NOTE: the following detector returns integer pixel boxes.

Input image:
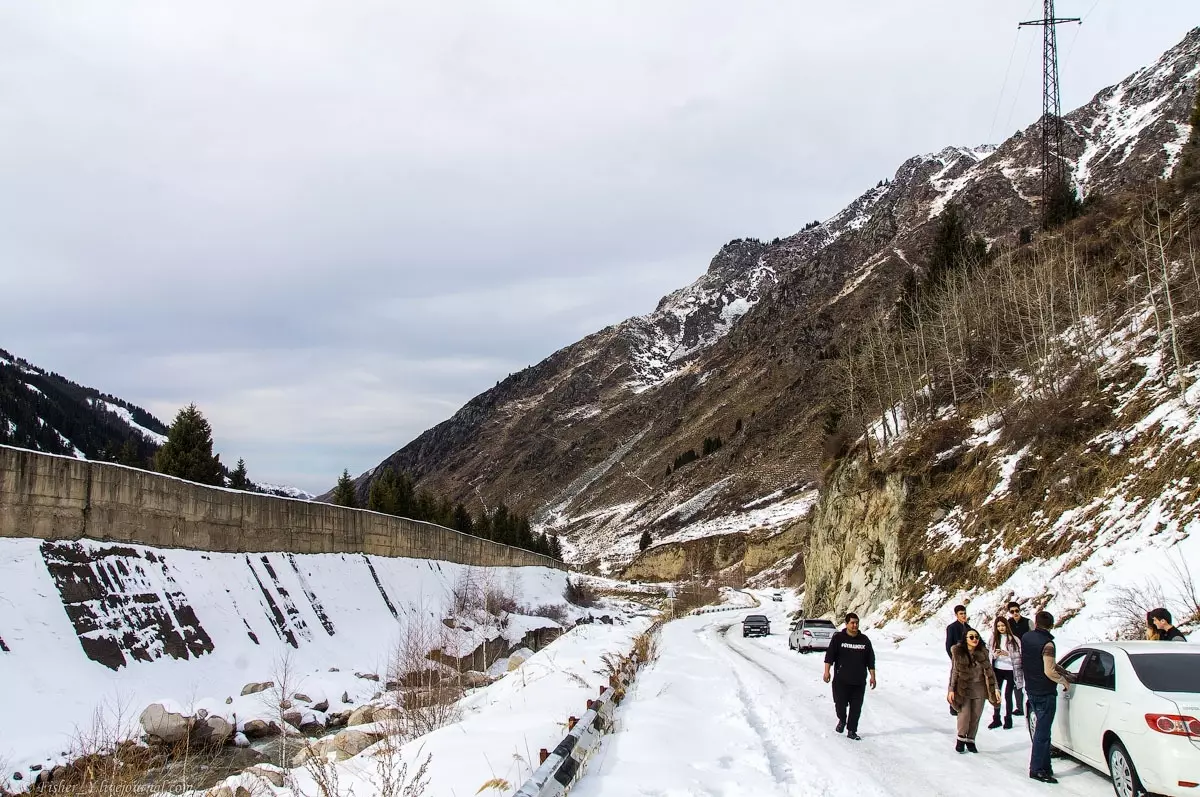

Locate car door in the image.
[1053,649,1091,753]
[1067,650,1116,767]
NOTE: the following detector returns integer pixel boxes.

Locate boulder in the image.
[341,691,351,704]
[347,705,376,726]
[326,710,352,729]
[507,654,528,672]
[293,693,312,704]
[293,729,384,765]
[354,672,380,682]
[312,699,329,712]
[299,719,324,735]
[140,703,191,744]
[240,681,274,697]
[281,710,304,728]
[245,766,287,788]
[242,719,278,739]
[192,715,234,747]
[461,671,492,688]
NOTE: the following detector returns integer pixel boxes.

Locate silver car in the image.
[789,618,837,653]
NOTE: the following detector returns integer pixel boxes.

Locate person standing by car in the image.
[948,629,1000,752]
[945,605,974,715]
[987,616,1023,729]
[1021,611,1073,784]
[1148,607,1188,641]
[1006,602,1030,715]
[823,612,877,741]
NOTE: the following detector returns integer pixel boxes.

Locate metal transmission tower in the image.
[1019,0,1080,225]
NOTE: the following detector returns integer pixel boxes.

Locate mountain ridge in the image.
[331,27,1195,569]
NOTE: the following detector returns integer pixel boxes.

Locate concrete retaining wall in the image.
[0,445,564,569]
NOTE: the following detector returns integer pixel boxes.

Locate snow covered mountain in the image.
[343,28,1200,573]
[0,348,314,499]
[0,347,169,464]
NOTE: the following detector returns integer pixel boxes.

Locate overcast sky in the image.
[1,2,1196,493]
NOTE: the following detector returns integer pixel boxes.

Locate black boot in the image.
[966,742,978,753]
[955,740,966,754]
[987,711,1002,730]
[1004,715,1013,730]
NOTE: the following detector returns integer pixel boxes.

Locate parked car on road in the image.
[789,618,837,653]
[772,592,783,602]
[1029,641,1200,797]
[742,614,771,637]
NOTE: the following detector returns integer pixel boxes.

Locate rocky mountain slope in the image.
[340,28,1200,574]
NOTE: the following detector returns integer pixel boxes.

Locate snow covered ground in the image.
[0,537,576,782]
[576,595,1121,797]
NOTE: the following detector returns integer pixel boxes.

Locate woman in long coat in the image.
[947,627,1001,753]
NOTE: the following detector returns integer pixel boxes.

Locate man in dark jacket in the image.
[945,605,974,715]
[1148,607,1189,641]
[1021,611,1072,784]
[1006,601,1032,638]
[1006,601,1031,715]
[823,612,877,741]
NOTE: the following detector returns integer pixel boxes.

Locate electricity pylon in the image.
[1020,0,1080,226]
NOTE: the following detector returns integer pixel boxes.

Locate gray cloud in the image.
[1,1,1195,492]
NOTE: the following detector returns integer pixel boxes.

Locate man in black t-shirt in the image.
[823,612,877,741]
[1149,607,1189,641]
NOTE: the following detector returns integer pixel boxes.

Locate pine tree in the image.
[548,533,564,561]
[639,529,652,552]
[332,469,357,508]
[368,467,402,515]
[536,531,550,555]
[116,438,144,469]
[154,404,224,486]
[229,458,250,490]
[452,503,475,535]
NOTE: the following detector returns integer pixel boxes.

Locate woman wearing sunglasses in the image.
[948,627,1001,753]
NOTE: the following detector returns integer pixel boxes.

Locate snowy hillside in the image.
[0,537,577,784]
[0,347,169,463]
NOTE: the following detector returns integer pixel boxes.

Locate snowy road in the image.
[575,602,1116,797]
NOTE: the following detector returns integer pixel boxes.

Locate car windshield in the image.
[745,615,767,622]
[805,620,836,627]
[1128,652,1200,693]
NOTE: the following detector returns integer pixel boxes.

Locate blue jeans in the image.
[1028,693,1057,775]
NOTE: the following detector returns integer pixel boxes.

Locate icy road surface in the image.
[575,601,1114,797]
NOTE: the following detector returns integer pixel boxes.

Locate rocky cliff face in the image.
[344,28,1200,573]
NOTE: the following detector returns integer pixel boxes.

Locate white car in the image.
[1034,641,1199,797]
[788,618,837,653]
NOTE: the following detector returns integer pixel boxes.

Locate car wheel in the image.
[1107,739,1147,797]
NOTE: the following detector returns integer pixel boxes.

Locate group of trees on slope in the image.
[330,467,563,560]
[828,161,1200,466]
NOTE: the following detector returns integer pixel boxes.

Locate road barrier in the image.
[513,626,657,797]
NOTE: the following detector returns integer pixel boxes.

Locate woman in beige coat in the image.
[947,628,1001,753]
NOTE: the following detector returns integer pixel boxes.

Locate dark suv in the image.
[742,614,771,637]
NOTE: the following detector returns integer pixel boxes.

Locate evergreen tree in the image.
[116,438,144,469]
[229,458,250,490]
[474,509,493,541]
[548,533,564,561]
[639,529,652,552]
[154,404,224,486]
[536,531,550,555]
[492,503,513,545]
[451,503,475,535]
[1043,179,1082,229]
[368,467,403,515]
[332,469,358,508]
